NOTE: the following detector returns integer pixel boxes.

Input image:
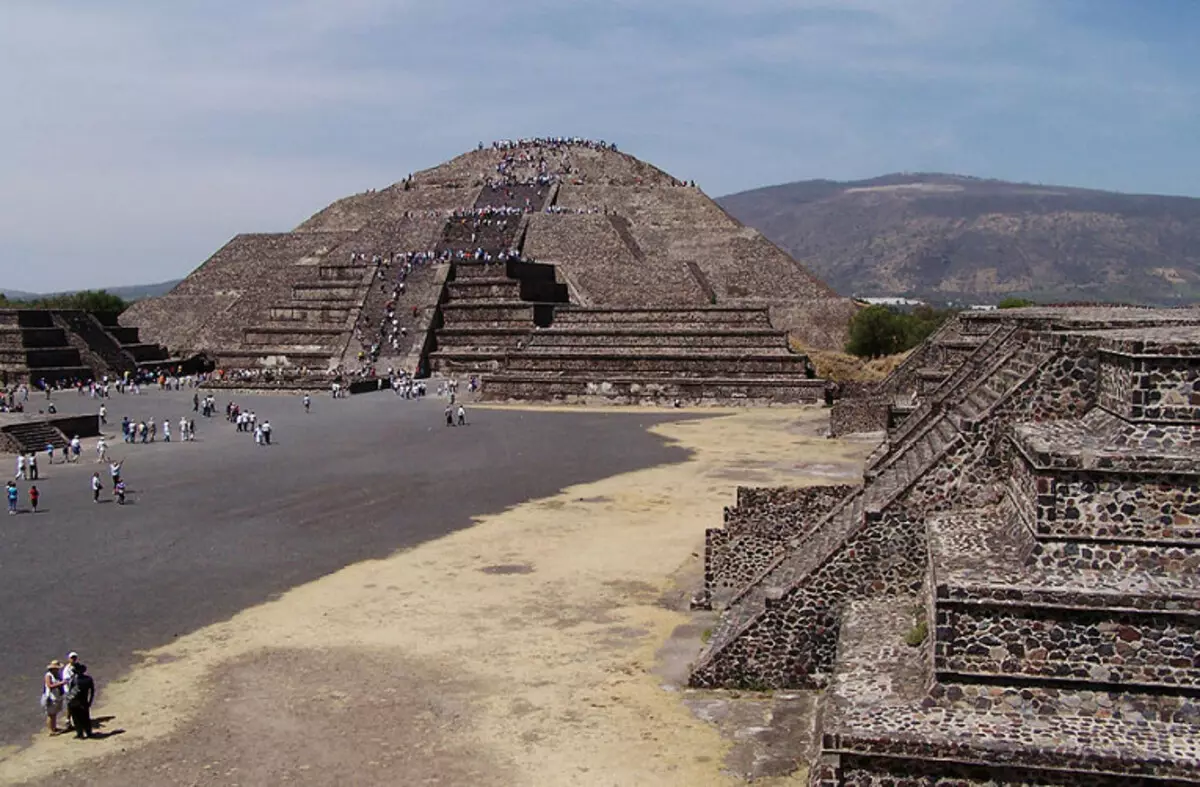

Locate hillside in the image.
[718,174,1200,305]
[0,279,180,302]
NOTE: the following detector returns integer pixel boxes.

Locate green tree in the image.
[846,306,908,358]
[997,296,1036,309]
[845,304,955,358]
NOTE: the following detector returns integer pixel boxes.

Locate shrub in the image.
[845,305,953,358]
[998,296,1036,309]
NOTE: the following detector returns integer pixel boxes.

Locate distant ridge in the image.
[718,173,1200,305]
[1,279,181,302]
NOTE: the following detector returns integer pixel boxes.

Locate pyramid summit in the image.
[124,138,854,401]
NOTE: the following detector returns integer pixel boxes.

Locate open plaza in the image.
[0,384,868,786]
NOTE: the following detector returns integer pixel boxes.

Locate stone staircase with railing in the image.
[804,318,1200,785]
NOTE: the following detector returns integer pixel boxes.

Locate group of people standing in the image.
[41,652,97,738]
[120,416,195,444]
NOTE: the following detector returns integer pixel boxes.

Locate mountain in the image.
[0,280,180,302]
[718,174,1200,305]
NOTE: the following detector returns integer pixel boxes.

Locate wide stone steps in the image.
[446,279,521,301]
[525,329,788,350]
[551,307,772,327]
[479,374,824,404]
[318,262,371,281]
[440,302,535,326]
[503,351,804,376]
[452,263,512,280]
[268,303,355,323]
[1,421,69,451]
[244,326,345,346]
[291,286,361,302]
[928,508,1200,694]
[434,327,530,350]
[812,599,1200,786]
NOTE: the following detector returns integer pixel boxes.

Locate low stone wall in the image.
[830,394,887,436]
[48,414,100,439]
[705,485,856,604]
[815,753,1187,787]
[481,376,825,404]
[936,600,1200,688]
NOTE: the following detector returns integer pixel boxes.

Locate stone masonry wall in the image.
[1099,352,1200,423]
[706,485,856,602]
[1037,471,1200,541]
[821,754,1186,787]
[937,603,1200,688]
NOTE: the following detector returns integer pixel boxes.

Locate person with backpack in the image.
[65,663,96,738]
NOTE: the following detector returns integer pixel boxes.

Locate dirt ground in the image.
[0,406,873,787]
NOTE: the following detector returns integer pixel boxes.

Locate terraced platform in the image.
[694,306,1200,784]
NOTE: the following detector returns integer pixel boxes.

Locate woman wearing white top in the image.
[41,660,66,734]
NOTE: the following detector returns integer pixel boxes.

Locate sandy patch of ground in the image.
[0,406,871,786]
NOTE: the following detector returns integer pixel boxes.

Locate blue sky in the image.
[2,0,1198,292]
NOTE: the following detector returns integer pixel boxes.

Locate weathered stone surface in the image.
[692,305,1200,783]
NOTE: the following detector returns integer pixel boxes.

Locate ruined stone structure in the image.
[692,306,1200,785]
[0,309,174,386]
[124,140,853,400]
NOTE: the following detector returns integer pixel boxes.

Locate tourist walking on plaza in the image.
[162,419,170,442]
[65,663,96,738]
[27,452,38,480]
[70,435,81,463]
[46,442,55,465]
[303,393,311,413]
[457,404,466,426]
[114,479,126,505]
[41,660,66,735]
[15,453,26,480]
[95,437,107,463]
[99,403,106,425]
[261,420,271,445]
[91,473,103,503]
[29,484,39,513]
[6,480,17,514]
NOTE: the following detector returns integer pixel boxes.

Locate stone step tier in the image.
[479,374,825,404]
[929,506,1200,697]
[1008,408,1200,573]
[0,420,70,452]
[809,598,1200,787]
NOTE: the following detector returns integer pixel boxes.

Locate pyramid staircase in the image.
[691,325,1056,689]
[809,325,1200,785]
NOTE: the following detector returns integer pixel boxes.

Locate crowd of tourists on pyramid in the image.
[485,137,618,152]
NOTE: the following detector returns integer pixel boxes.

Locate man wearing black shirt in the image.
[66,664,96,739]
